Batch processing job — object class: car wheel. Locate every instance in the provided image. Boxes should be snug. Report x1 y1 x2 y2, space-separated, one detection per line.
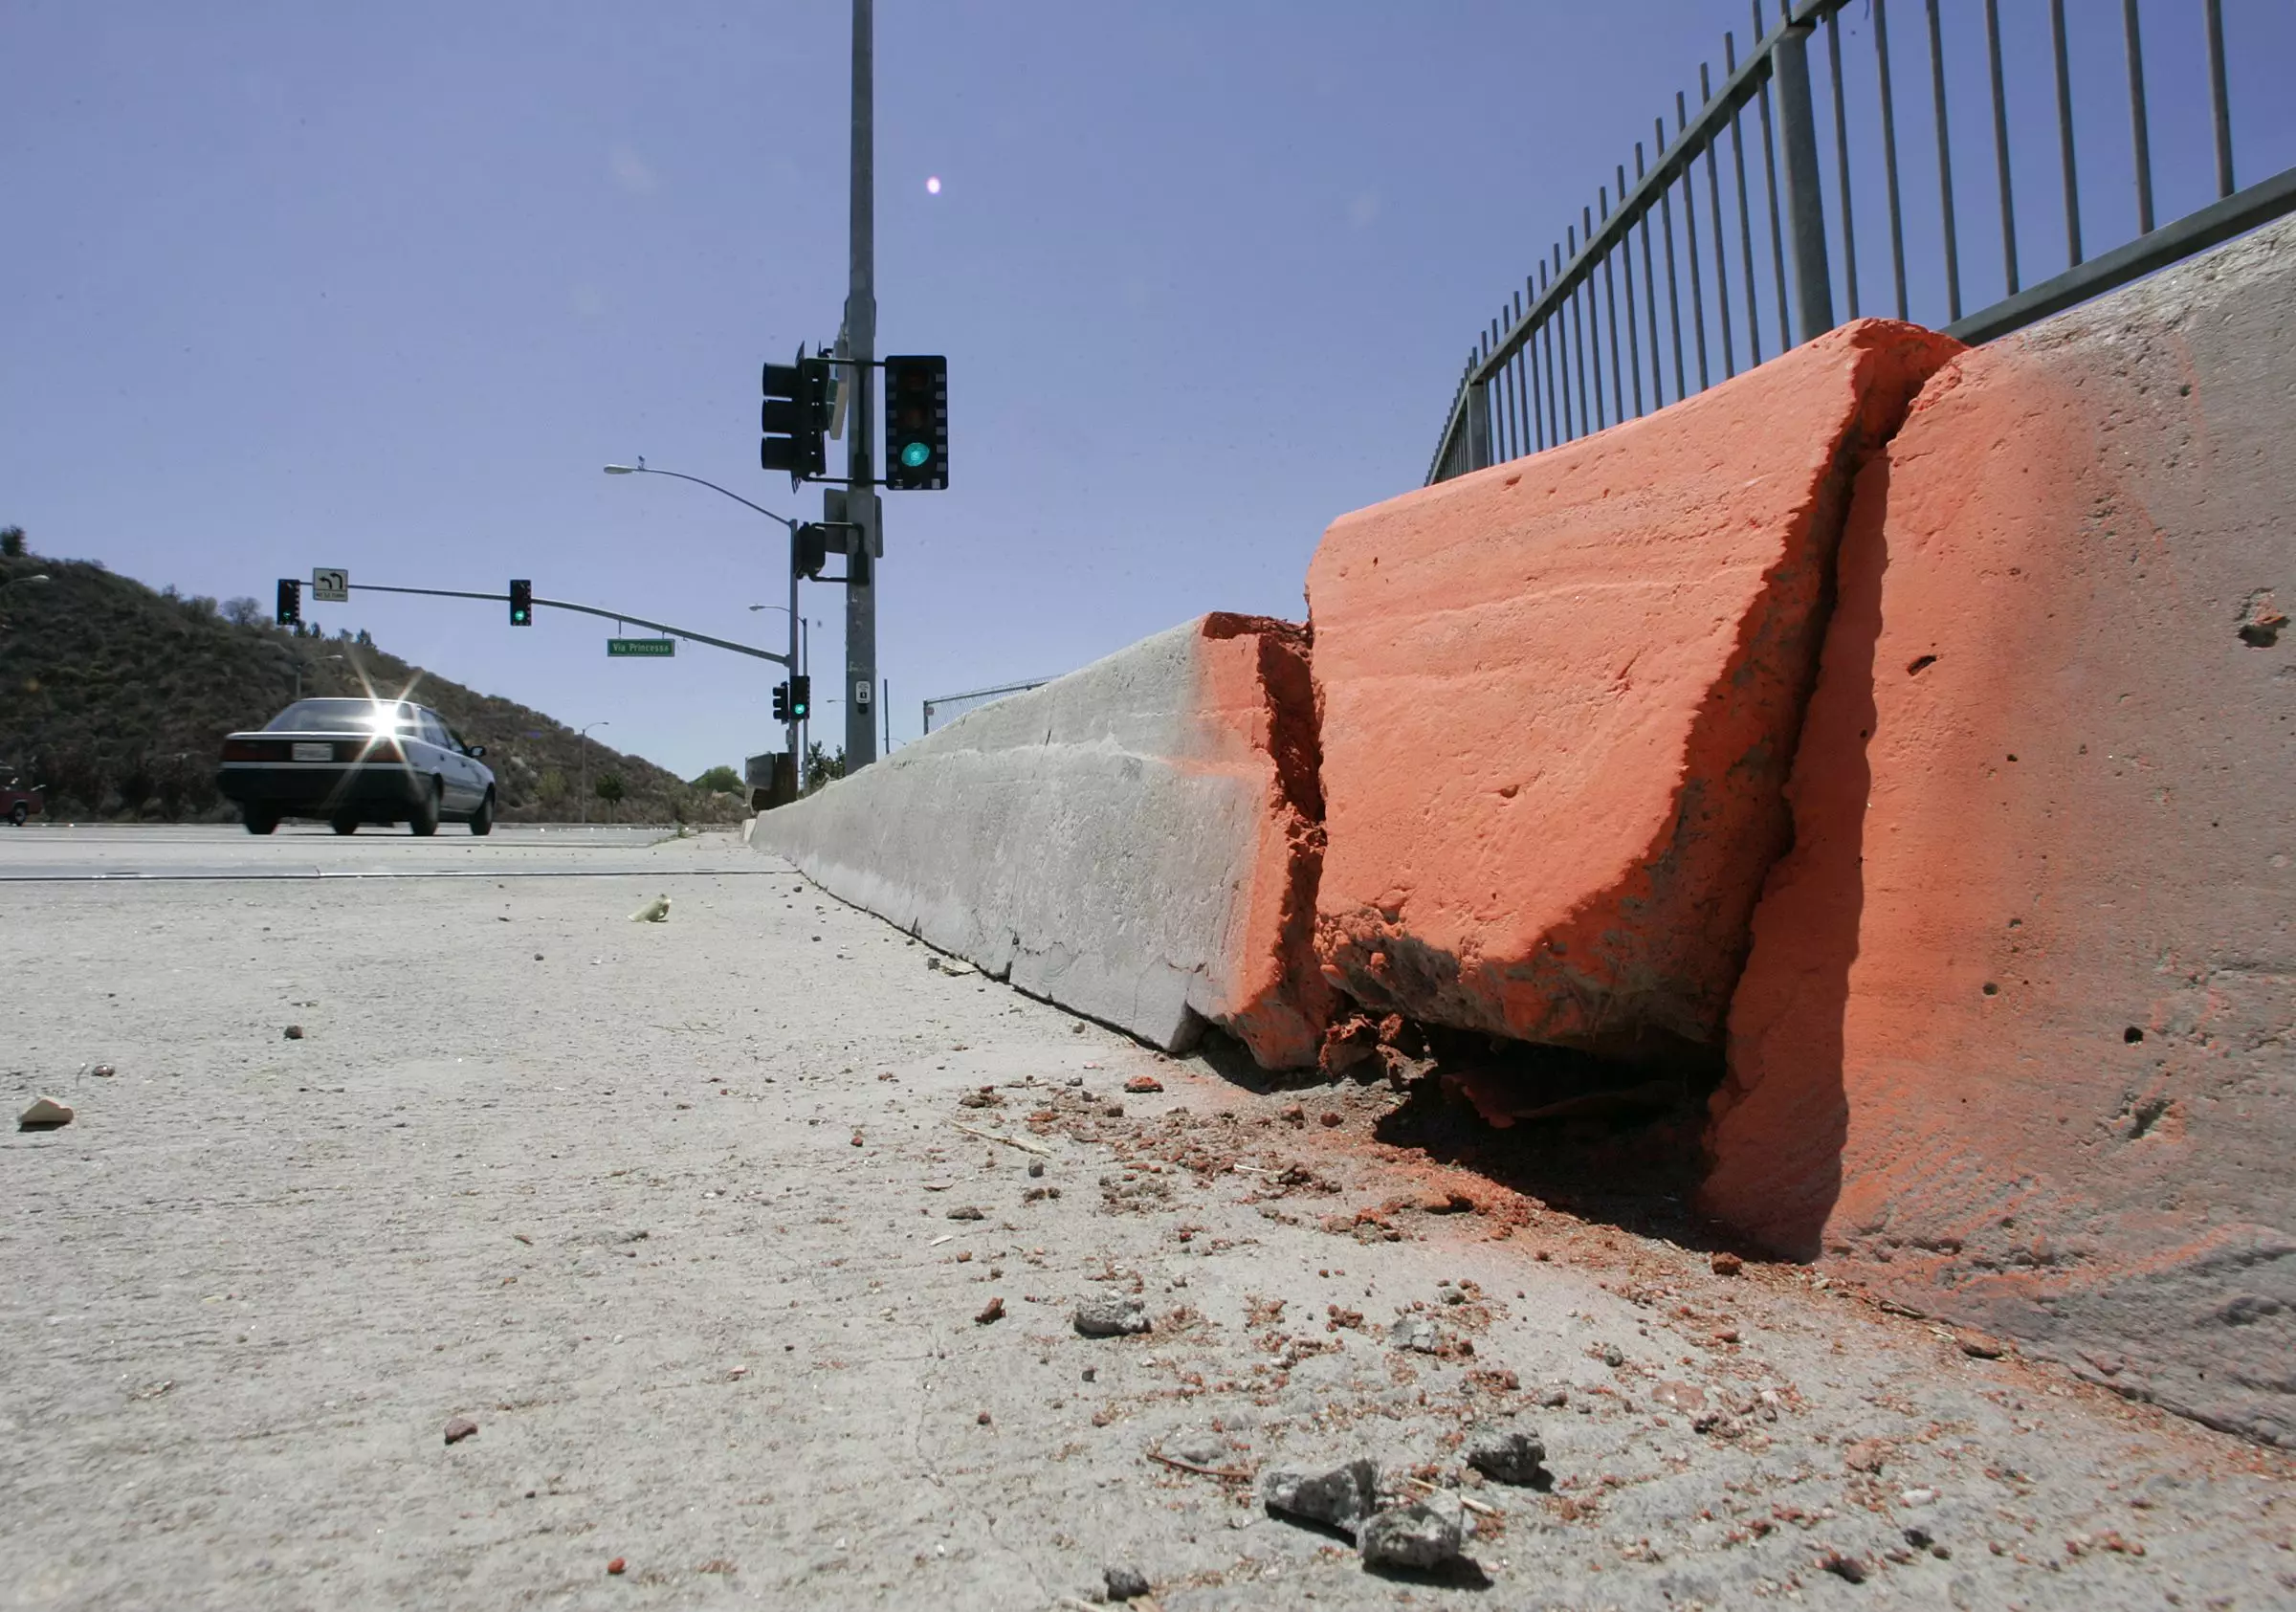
331 816 360 836
469 788 495 837
409 778 442 836
8 803 26 827
243 807 278 835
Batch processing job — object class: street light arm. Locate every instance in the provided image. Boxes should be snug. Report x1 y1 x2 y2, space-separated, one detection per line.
607 465 795 529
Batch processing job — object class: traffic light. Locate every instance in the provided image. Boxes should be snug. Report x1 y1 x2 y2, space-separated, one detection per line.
276 578 301 627
789 674 811 721
509 578 532 627
791 523 829 579
883 355 948 490
772 682 790 723
762 352 832 484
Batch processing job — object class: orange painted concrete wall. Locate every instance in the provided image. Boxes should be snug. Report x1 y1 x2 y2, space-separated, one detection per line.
1306 320 1957 1058
1703 218 2296 1446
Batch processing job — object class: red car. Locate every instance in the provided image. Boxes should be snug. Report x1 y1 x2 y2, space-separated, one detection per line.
2 776 43 827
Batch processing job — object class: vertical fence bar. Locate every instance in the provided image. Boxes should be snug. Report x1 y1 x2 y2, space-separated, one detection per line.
2122 0 2153 233
1679 95 1711 391
1775 14 1834 343
1726 33 1764 366
1568 227 1593 434
1824 9 1859 320
1508 292 1527 457
1600 197 1625 424
2049 0 2083 266
1701 62 1736 378
1755 4 1792 350
1466 377 1491 473
2203 0 2233 197
1638 143 1667 409
1528 280 1546 451
1542 258 1562 444
1874 0 1910 320
1578 210 1604 431
1983 0 2019 295
1925 0 1961 321
1619 164 1645 418
1658 120 1687 401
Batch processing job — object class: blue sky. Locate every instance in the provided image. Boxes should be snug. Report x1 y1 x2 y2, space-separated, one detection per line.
6 1 2289 777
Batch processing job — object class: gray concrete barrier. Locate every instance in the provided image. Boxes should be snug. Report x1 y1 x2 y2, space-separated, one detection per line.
751 613 1333 1067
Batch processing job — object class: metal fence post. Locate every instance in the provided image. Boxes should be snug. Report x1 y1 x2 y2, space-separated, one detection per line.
1773 21 1836 343
1465 378 1493 473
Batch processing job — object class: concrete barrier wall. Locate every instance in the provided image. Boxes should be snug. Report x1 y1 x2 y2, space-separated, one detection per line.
1304 321 1959 1058
1702 216 2296 1445
751 613 1333 1067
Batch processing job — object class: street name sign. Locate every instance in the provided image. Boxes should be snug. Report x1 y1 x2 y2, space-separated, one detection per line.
607 637 676 657
310 567 349 603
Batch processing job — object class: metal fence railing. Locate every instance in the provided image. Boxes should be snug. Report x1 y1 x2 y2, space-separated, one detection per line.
921 677 1052 736
1427 0 2296 484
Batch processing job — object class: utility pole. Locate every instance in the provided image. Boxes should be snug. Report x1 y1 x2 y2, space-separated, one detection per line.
844 0 880 770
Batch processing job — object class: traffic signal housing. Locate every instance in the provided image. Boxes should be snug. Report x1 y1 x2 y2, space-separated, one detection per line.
883 355 948 490
276 578 301 627
762 353 832 484
509 578 532 627
791 523 829 579
788 674 811 721
772 682 790 723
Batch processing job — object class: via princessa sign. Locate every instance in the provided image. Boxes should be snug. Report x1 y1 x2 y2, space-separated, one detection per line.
607 638 676 657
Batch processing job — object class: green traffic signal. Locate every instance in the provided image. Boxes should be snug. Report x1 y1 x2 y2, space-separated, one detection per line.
900 440 931 469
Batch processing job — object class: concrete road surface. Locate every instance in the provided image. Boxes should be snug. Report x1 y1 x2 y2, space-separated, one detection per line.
2 824 2289 1609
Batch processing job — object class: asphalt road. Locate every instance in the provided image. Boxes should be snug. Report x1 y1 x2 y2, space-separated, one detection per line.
2 824 2289 1609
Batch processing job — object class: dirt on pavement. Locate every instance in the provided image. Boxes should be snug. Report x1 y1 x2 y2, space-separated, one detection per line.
2 826 2290 1609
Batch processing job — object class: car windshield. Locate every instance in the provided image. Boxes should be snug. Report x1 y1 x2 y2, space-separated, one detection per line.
264 699 420 734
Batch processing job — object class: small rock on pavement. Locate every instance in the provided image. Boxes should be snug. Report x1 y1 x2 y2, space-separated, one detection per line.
1124 1074 1163 1093
1954 1327 2007 1358
1103 1564 1151 1601
1388 1315 1441 1354
1261 1459 1380 1534
1711 1250 1744 1275
1027 1159 1046 1178
443 1416 479 1446
1464 1428 1549 1487
946 1204 985 1221
1359 1493 1466 1571
975 1296 1005 1325
17 1095 74 1131
282 1026 304 1040
90 1064 115 1078
1073 1294 1151 1337
607 1557 627 1576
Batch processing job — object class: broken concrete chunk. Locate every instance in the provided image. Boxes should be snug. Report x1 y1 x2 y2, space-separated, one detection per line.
17 1095 74 1130
1260 1458 1380 1534
1072 1294 1150 1337
1463 1428 1548 1487
1102 1564 1150 1601
629 894 671 923
443 1416 479 1446
1358 1492 1466 1571
1388 1315 1440 1354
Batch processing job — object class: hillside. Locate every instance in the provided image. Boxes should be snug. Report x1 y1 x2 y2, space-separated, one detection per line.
0 542 744 824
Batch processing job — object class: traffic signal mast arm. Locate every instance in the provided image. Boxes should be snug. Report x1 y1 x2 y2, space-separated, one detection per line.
336 582 791 668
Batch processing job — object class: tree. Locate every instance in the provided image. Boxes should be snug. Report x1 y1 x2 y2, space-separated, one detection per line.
594 772 625 821
690 763 742 794
221 596 264 627
0 525 24 559
802 741 846 795
537 768 567 806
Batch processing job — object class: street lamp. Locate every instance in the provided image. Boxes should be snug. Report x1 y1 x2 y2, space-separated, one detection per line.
293 652 347 701
578 720 609 827
603 459 803 766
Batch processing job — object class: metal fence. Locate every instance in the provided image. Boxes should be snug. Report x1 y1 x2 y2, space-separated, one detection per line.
1427 0 2296 484
921 677 1053 735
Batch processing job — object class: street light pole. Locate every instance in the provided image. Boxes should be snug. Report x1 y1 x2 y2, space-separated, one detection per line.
604 460 801 763
578 720 609 826
845 0 880 772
